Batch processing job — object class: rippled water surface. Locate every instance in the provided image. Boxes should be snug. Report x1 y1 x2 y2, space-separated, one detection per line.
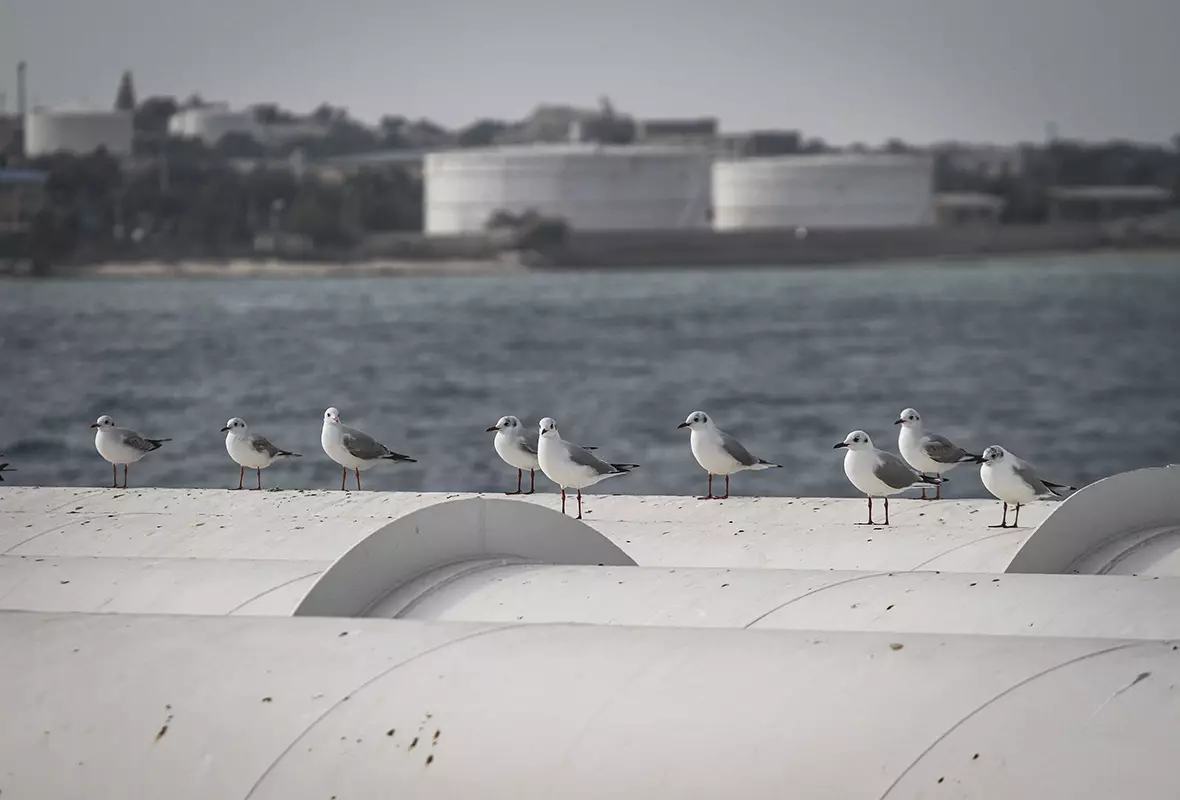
2 252 1178 498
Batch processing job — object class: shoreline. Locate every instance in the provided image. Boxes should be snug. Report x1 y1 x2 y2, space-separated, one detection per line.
7 245 1179 280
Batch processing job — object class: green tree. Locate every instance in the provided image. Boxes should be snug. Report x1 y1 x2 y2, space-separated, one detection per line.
115 71 137 111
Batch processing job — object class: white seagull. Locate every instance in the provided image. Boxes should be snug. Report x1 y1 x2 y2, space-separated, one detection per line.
320 407 416 491
833 430 942 525
536 417 638 519
91 415 171 489
895 407 983 500
486 415 597 495
677 411 781 499
221 417 302 490
979 445 1077 528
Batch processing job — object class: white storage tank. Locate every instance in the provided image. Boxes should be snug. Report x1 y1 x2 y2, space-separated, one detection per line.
167 103 262 144
23 108 134 157
424 144 713 234
714 152 936 230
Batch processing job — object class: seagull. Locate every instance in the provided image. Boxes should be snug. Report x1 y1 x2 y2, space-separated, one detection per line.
979 445 1077 528
0 457 14 482
91 415 170 489
221 417 302 490
320 407 416 491
677 411 781 499
895 408 983 500
833 430 942 525
536 417 638 519
485 415 598 495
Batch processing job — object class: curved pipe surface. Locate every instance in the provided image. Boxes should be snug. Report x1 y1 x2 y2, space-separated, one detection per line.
1 612 1177 799
293 497 635 617
1006 466 1180 575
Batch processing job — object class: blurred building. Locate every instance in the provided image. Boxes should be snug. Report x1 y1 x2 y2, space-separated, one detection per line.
167 103 263 144
167 103 332 147
23 108 134 158
933 142 1028 178
424 144 713 234
635 117 718 146
713 153 936 230
1047 186 1172 222
934 192 1006 226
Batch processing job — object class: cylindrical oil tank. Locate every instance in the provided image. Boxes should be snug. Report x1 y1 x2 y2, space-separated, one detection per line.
23 108 134 157
3 612 1179 799
424 144 713 233
167 104 262 144
713 153 935 230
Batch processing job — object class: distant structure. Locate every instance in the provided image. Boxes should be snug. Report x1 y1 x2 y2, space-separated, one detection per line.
167 103 331 147
424 144 713 235
713 153 936 231
635 117 718 146
168 103 263 144
1046 186 1172 223
934 192 1006 226
23 107 134 158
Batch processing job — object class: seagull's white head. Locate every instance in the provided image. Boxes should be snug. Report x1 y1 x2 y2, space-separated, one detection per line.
90 415 114 430
677 411 712 431
981 445 1007 464
324 407 341 424
834 430 873 451
538 417 559 439
221 417 247 433
487 415 522 434
894 408 921 428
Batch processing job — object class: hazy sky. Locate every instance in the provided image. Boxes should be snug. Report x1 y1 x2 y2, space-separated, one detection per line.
2 0 1178 145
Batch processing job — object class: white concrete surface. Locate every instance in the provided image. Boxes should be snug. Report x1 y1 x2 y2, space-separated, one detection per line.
0 487 1048 573
2 611 1178 799
425 144 713 233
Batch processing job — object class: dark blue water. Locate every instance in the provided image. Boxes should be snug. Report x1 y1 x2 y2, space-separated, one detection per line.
2 252 1178 497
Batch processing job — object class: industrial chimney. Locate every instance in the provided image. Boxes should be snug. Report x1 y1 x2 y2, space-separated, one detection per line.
17 61 27 116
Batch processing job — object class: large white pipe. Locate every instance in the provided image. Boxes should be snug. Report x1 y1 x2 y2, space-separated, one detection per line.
1 487 1049 573
1 611 1177 799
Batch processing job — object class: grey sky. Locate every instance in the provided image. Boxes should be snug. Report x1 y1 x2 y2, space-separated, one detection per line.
2 0 1178 145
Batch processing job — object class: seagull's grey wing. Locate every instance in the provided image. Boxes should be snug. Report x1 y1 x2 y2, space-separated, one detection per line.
118 427 169 453
874 452 924 490
718 429 761 467
340 426 390 460
921 432 979 465
563 440 625 476
341 425 415 462
1013 461 1057 497
249 433 299 458
520 430 540 456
